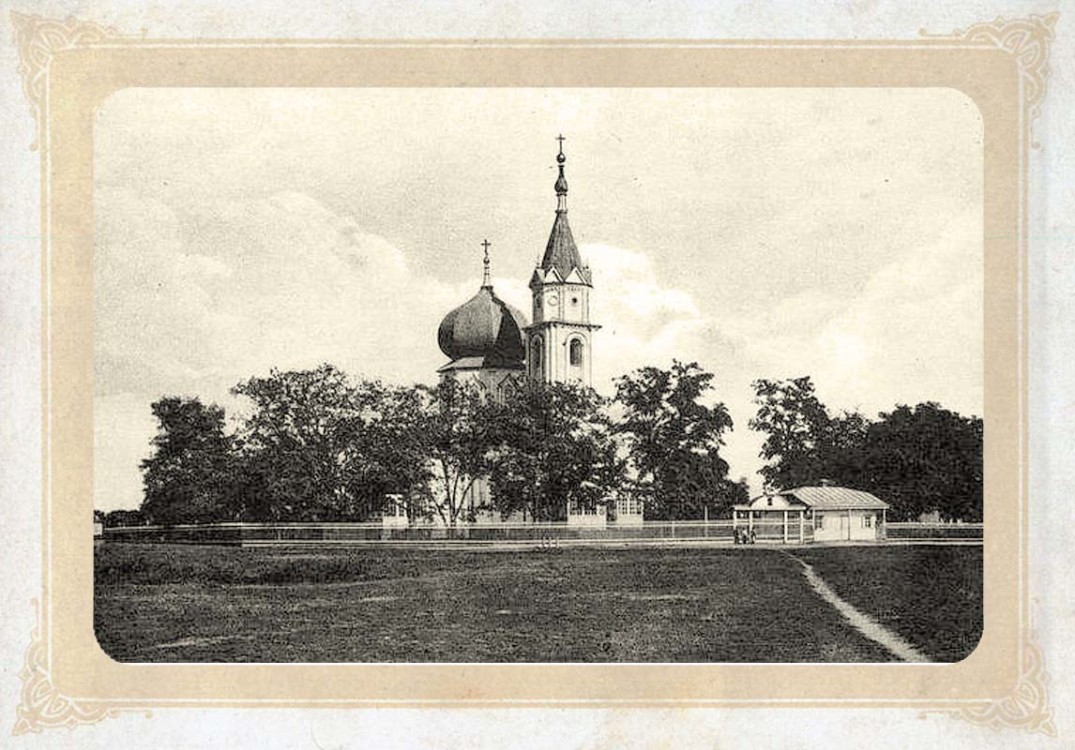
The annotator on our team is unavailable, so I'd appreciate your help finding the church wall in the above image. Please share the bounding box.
[440,366,524,403]
[527,324,592,386]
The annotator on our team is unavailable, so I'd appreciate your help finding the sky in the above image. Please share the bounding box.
[93,87,983,512]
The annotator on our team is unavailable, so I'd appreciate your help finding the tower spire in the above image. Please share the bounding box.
[555,133,568,212]
[481,238,492,287]
[537,134,587,283]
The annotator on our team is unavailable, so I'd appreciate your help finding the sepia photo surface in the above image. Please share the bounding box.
[92,86,985,664]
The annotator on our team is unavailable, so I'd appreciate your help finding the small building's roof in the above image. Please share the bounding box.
[741,486,889,511]
[789,486,889,509]
[785,486,889,510]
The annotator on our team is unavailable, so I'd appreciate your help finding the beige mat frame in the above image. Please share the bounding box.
[8,11,1057,737]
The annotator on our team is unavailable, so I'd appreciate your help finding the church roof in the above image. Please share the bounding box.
[437,286,528,365]
[436,355,525,373]
[541,211,588,282]
[538,139,591,285]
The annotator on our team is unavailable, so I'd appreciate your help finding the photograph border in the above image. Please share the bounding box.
[9,11,1057,737]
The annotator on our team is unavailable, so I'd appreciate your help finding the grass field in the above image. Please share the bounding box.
[792,545,983,661]
[94,543,980,663]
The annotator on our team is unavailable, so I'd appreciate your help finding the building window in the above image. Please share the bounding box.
[571,296,579,305]
[569,339,584,366]
[571,500,600,516]
[531,338,542,375]
[814,513,825,530]
[863,515,872,528]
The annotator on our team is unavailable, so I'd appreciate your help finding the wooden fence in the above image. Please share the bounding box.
[104,521,742,547]
[102,520,979,547]
[885,522,984,542]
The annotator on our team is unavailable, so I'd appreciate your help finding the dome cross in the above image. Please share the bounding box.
[481,239,492,287]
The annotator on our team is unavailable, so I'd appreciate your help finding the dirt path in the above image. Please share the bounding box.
[785,552,931,663]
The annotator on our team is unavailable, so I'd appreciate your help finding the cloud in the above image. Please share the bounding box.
[94,187,981,510]
[94,189,468,508]
[91,87,983,509]
[584,243,708,388]
[724,208,983,417]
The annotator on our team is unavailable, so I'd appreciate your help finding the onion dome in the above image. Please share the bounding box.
[437,242,528,369]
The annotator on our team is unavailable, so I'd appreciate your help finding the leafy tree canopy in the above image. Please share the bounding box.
[613,360,734,520]
[750,377,982,522]
[140,396,234,525]
[231,364,429,522]
[481,381,625,522]
[858,403,983,522]
[411,376,495,527]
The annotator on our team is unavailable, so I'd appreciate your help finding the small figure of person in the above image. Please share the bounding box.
[749,528,757,545]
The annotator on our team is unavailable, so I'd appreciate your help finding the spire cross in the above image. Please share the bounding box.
[481,239,492,287]
[554,134,569,208]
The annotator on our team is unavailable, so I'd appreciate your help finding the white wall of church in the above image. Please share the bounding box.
[527,327,592,386]
[528,278,596,387]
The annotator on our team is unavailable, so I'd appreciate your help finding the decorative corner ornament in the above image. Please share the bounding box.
[958,639,1057,737]
[922,12,1058,142]
[9,11,119,150]
[922,637,1057,738]
[12,601,147,735]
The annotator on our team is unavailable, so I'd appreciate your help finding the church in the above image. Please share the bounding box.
[436,136,599,393]
[420,137,633,527]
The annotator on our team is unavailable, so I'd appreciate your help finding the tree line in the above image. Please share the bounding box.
[750,377,983,522]
[105,363,982,527]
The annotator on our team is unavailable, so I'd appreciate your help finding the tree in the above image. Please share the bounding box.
[482,381,625,522]
[749,376,867,491]
[612,360,734,520]
[413,377,494,527]
[750,379,983,522]
[104,508,148,527]
[710,476,751,518]
[140,397,234,525]
[231,364,428,521]
[858,403,983,522]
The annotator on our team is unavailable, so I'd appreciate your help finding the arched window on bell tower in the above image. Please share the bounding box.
[530,336,544,380]
[569,338,584,367]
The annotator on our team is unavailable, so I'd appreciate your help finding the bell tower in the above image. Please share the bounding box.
[525,136,600,386]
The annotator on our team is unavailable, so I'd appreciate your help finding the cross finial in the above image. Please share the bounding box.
[554,134,569,204]
[481,239,492,287]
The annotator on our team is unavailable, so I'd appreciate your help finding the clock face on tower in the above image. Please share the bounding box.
[546,291,559,307]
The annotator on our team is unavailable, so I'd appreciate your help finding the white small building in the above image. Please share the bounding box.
[566,499,607,527]
[382,494,410,528]
[733,486,889,543]
[611,495,645,526]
